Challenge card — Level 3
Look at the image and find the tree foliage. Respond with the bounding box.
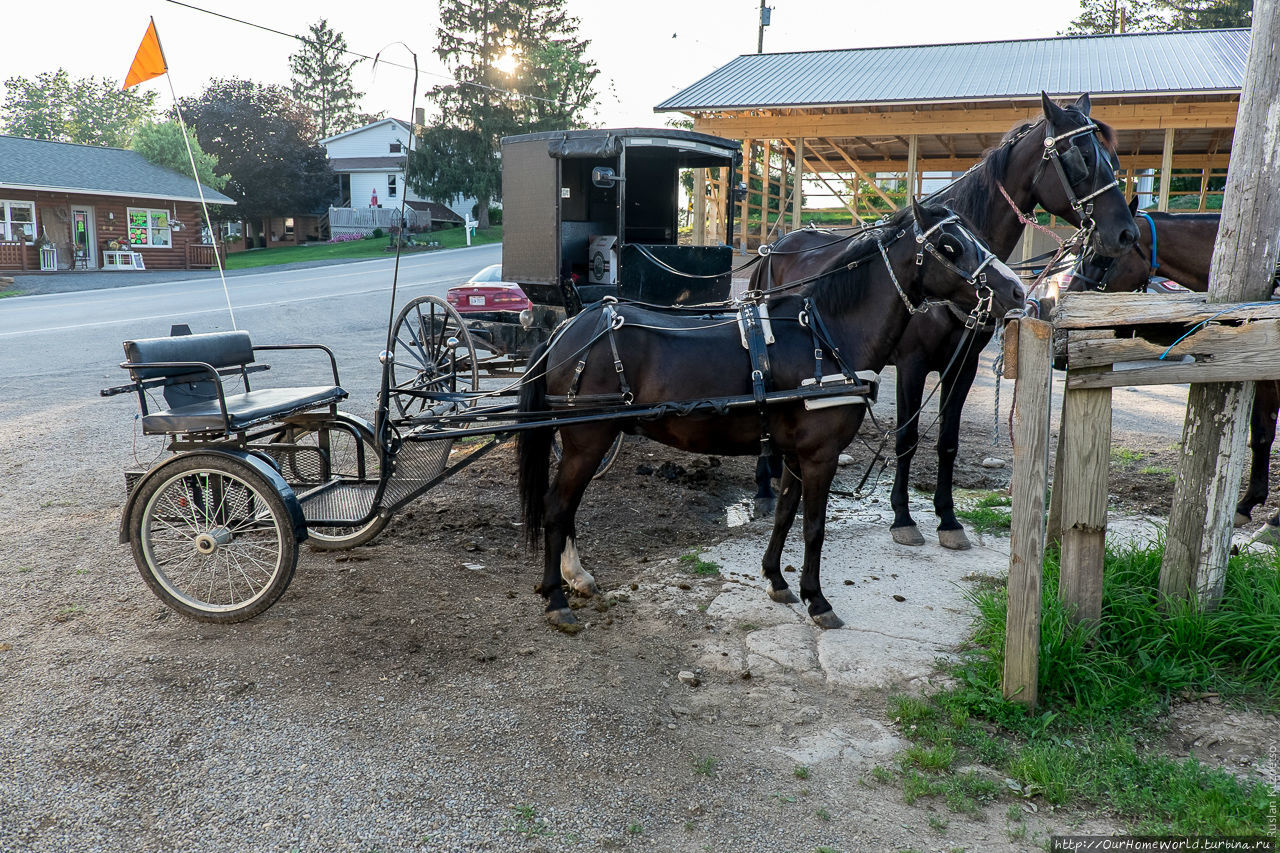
[288,18,364,139]
[406,0,599,227]
[131,121,228,190]
[1063,0,1252,32]
[1158,0,1252,27]
[1,68,157,147]
[175,79,334,226]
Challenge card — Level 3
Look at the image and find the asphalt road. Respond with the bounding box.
[1,243,502,411]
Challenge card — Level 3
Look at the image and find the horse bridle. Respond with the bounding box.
[1034,119,1121,231]
[878,214,1000,322]
[1071,210,1158,293]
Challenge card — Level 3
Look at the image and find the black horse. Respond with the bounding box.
[1068,200,1280,528]
[518,201,1024,631]
[750,93,1138,550]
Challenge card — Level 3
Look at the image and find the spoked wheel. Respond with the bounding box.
[552,432,625,480]
[270,416,390,551]
[129,453,298,623]
[388,295,479,419]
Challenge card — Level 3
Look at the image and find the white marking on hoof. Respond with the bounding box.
[891,525,926,546]
[811,611,845,630]
[559,538,598,597]
[767,587,800,604]
[938,528,972,551]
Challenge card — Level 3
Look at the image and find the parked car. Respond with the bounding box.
[445,264,537,357]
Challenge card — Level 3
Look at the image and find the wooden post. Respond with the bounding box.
[1157,128,1175,212]
[1160,0,1280,606]
[1004,317,1054,707]
[1046,422,1065,547]
[760,139,771,246]
[791,139,804,231]
[693,168,707,245]
[739,139,753,253]
[1057,380,1112,627]
[906,134,919,202]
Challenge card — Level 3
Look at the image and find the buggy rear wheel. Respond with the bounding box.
[129,453,298,623]
[388,295,480,419]
[269,416,390,551]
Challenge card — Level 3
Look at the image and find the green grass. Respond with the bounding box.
[793,764,811,780]
[693,755,718,777]
[1110,446,1146,466]
[883,542,1280,837]
[955,492,1012,533]
[680,551,721,576]
[0,290,20,299]
[222,226,503,270]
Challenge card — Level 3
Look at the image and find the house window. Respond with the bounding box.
[0,200,35,243]
[221,221,243,240]
[127,207,171,248]
[387,175,397,197]
[389,142,402,154]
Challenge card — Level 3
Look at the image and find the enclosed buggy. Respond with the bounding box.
[485,127,741,352]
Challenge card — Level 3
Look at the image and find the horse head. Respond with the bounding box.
[1012,93,1138,257]
[910,200,1025,319]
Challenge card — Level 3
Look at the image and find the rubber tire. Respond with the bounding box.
[273,417,390,551]
[129,453,298,623]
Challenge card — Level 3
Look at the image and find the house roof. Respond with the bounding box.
[655,28,1249,112]
[329,156,408,172]
[406,200,464,222]
[319,118,413,146]
[0,135,235,204]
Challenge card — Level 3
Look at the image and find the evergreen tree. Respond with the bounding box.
[1157,0,1252,27]
[1,69,156,147]
[406,0,599,228]
[288,19,363,139]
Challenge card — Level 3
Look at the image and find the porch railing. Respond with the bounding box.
[328,206,429,233]
[0,240,30,270]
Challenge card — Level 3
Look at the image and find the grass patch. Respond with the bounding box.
[505,804,550,840]
[794,764,811,780]
[223,226,503,270]
[955,492,1012,533]
[680,550,720,577]
[1110,446,1146,466]
[693,754,718,777]
[0,289,21,299]
[885,541,1280,836]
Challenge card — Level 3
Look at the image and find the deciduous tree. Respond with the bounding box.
[130,121,228,190]
[1,68,156,147]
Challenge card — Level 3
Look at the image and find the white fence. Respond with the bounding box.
[328,205,430,236]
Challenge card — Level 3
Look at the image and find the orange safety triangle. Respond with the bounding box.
[123,19,167,90]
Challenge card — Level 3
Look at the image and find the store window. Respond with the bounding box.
[0,200,36,242]
[127,207,172,248]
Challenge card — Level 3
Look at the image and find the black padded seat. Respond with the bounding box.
[140,385,347,434]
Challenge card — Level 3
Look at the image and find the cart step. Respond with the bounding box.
[297,481,379,524]
[379,436,455,508]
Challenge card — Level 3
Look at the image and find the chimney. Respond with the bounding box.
[414,107,425,130]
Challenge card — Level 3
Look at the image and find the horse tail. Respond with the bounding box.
[518,342,553,548]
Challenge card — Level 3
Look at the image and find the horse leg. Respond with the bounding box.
[536,431,613,631]
[1236,381,1278,526]
[797,452,843,629]
[760,459,802,604]
[890,358,928,546]
[934,345,983,551]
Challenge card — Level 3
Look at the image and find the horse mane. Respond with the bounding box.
[803,203,949,316]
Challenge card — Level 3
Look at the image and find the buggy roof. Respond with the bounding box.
[502,127,739,163]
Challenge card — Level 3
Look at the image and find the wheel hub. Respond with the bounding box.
[194,527,234,555]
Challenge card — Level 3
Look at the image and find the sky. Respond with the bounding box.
[2,0,1089,131]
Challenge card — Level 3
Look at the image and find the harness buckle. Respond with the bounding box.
[751,369,764,382]
[614,360,625,374]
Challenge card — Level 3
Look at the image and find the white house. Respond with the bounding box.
[320,118,477,234]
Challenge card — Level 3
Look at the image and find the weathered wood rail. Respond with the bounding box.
[1000,291,1280,706]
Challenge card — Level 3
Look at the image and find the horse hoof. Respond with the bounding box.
[938,528,972,551]
[546,608,582,634]
[811,611,845,630]
[767,587,800,604]
[569,580,598,598]
[1235,512,1252,528]
[891,525,926,546]
[754,497,776,517]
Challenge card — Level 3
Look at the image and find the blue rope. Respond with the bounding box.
[1138,211,1160,277]
[1158,301,1275,360]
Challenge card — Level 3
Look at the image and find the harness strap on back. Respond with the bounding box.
[739,302,774,456]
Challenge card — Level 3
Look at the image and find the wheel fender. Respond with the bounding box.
[119,449,308,545]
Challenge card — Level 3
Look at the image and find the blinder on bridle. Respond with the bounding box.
[1036,118,1120,229]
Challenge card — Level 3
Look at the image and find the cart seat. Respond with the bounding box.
[141,386,347,434]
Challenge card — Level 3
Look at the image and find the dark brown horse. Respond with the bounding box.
[1068,201,1280,528]
[750,93,1138,550]
[518,202,1024,631]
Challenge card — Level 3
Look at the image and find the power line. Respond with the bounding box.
[162,0,565,105]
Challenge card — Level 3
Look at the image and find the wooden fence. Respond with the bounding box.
[328,206,429,234]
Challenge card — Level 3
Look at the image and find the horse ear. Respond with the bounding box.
[1129,195,1140,215]
[1040,91,1064,125]
[1072,93,1092,116]
[911,197,929,230]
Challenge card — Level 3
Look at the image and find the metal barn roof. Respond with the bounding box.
[656,29,1249,112]
[0,135,235,204]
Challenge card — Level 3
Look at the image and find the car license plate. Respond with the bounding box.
[468,295,486,306]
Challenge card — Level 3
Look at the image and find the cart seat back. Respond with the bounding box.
[124,331,254,381]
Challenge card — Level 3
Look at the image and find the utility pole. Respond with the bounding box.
[757,0,770,53]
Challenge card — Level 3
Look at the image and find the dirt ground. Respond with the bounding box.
[1,360,1276,852]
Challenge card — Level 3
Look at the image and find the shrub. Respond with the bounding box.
[372,227,384,239]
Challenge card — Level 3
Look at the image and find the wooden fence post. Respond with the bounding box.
[1057,379,1112,627]
[1160,0,1280,606]
[1003,317,1053,706]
